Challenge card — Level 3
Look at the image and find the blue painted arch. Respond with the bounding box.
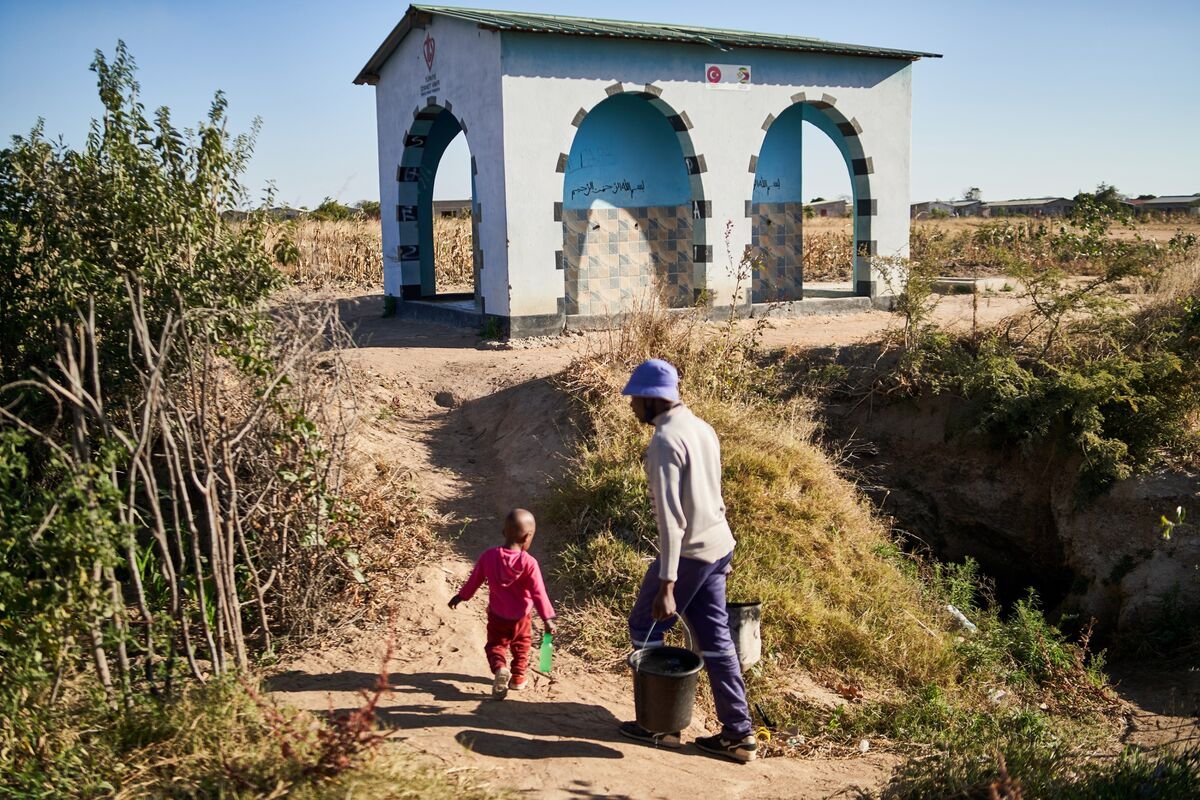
[396,103,478,300]
[563,93,691,210]
[752,99,874,295]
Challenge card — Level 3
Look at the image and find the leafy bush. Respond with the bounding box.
[882,205,1200,492]
[0,42,280,396]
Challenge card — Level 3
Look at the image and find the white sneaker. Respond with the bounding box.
[492,668,511,699]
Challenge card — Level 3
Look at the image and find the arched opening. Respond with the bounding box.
[751,103,871,302]
[396,104,478,306]
[562,93,703,317]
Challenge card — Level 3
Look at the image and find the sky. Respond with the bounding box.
[2,0,1198,208]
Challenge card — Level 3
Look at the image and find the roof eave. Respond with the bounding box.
[354,6,432,86]
[353,5,940,85]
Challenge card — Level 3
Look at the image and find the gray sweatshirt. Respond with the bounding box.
[645,405,736,581]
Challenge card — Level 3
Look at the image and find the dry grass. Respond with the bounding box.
[270,219,383,289]
[549,301,962,710]
[802,230,855,282]
[1,676,506,799]
[269,218,475,292]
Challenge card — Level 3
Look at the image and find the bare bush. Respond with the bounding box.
[1,286,356,702]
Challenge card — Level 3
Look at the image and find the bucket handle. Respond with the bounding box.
[632,614,671,675]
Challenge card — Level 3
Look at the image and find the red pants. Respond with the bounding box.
[486,610,532,678]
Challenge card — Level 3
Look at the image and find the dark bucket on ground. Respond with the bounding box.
[627,646,704,733]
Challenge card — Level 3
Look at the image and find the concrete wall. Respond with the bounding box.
[499,33,914,318]
[373,16,507,312]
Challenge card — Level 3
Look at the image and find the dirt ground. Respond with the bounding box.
[270,292,1198,799]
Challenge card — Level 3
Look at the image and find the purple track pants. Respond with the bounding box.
[628,551,753,739]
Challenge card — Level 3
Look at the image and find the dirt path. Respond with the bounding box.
[271,295,905,799]
[270,293,1196,798]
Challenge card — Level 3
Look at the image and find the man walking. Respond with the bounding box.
[617,358,757,763]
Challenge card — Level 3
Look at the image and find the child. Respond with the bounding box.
[449,508,557,698]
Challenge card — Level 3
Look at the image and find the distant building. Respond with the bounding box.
[432,199,472,218]
[983,197,1074,218]
[805,199,848,218]
[911,199,982,218]
[1131,194,1200,217]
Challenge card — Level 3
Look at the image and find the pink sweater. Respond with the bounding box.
[457,546,556,622]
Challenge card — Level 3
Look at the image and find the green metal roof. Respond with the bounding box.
[354,4,940,85]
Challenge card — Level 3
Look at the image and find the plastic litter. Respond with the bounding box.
[946,604,979,634]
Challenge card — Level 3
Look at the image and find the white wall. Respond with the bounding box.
[498,34,915,314]
[373,16,507,311]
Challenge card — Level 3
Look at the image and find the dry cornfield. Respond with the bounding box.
[801,230,855,282]
[270,215,1200,292]
[268,218,474,291]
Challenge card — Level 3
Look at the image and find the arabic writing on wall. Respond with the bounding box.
[570,179,647,201]
[754,177,783,197]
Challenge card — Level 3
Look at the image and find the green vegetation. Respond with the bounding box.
[0,44,437,797]
[888,198,1200,493]
[1,676,503,799]
[546,298,1147,794]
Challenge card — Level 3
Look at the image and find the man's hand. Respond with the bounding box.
[652,581,677,621]
[448,594,462,609]
[544,618,558,636]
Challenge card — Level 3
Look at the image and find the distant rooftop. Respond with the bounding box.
[1136,194,1200,205]
[984,197,1071,207]
[355,4,941,85]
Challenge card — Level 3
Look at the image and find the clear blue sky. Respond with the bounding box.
[3,0,1198,207]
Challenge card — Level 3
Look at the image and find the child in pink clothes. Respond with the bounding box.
[449,508,557,698]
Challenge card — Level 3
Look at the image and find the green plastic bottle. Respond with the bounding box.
[539,632,553,673]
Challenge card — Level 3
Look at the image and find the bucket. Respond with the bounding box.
[627,646,704,733]
[727,601,763,671]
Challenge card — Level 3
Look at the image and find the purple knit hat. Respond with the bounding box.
[621,359,680,402]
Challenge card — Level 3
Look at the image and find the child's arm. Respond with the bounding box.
[526,558,557,634]
[450,552,487,608]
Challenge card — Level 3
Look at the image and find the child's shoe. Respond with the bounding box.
[508,675,527,691]
[492,667,511,699]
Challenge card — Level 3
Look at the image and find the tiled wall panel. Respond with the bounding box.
[563,206,694,316]
[750,202,804,302]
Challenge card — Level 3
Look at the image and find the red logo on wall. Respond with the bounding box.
[423,33,436,71]
[706,65,722,83]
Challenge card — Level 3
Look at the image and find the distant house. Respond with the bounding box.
[1131,194,1200,217]
[983,197,1074,218]
[805,199,848,218]
[911,199,982,218]
[432,199,472,218]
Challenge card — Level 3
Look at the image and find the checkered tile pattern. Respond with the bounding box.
[750,202,805,302]
[563,206,694,316]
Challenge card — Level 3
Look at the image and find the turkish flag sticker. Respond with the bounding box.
[706,65,722,83]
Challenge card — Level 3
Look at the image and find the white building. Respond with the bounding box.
[355,5,940,336]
